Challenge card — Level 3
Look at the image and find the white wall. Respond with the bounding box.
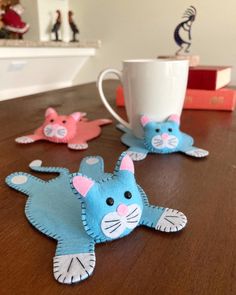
[71,0,236,86]
[21,0,39,41]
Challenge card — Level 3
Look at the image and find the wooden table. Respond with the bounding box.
[0,81,235,295]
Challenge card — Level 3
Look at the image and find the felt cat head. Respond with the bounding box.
[42,107,86,143]
[71,153,143,241]
[140,114,184,153]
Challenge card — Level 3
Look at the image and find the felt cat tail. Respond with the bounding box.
[29,160,69,175]
[93,118,112,126]
[6,172,45,196]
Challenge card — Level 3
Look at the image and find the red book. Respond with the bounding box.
[187,66,232,90]
[116,86,236,111]
[116,85,125,106]
[184,88,236,111]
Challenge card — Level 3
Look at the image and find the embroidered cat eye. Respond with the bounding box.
[168,128,173,132]
[124,191,132,199]
[62,120,67,124]
[106,197,114,206]
[155,128,160,132]
[50,119,54,123]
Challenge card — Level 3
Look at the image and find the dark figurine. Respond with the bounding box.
[51,9,61,41]
[174,6,197,55]
[68,10,79,42]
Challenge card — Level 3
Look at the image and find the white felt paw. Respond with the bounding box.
[29,160,42,168]
[53,253,96,284]
[68,143,88,150]
[126,151,147,161]
[15,136,34,144]
[185,148,209,158]
[86,157,99,165]
[11,175,28,185]
[155,208,187,232]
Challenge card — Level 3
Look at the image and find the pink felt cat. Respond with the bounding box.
[15,108,112,150]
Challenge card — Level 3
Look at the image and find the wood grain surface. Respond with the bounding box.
[0,81,235,295]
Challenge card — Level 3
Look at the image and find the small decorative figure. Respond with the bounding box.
[51,9,61,41]
[174,5,197,55]
[68,10,79,42]
[2,0,29,39]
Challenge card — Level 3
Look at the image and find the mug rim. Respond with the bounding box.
[123,58,189,63]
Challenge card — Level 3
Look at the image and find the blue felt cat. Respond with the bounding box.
[6,153,187,284]
[119,114,209,161]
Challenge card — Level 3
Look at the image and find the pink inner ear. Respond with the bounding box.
[168,114,180,125]
[119,154,134,174]
[72,175,94,197]
[70,112,84,122]
[45,108,57,118]
[141,115,151,127]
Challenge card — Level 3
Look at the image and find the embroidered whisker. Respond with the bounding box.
[104,221,121,230]
[109,223,122,234]
[126,207,137,217]
[127,213,140,220]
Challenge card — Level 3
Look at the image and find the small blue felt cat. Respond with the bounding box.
[119,114,209,161]
[6,153,187,284]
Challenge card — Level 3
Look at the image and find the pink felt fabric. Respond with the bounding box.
[119,154,134,174]
[168,114,180,125]
[141,115,151,127]
[72,175,94,197]
[15,108,112,150]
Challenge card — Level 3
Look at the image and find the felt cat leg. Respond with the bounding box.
[54,236,96,284]
[179,133,209,158]
[121,133,149,161]
[116,123,132,134]
[6,172,46,195]
[79,156,112,181]
[181,146,209,158]
[67,140,89,150]
[138,187,187,232]
[15,133,44,144]
[67,119,112,150]
[141,205,187,232]
[126,147,149,161]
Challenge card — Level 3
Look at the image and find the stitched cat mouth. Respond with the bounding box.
[151,135,179,149]
[44,124,68,139]
[101,204,142,239]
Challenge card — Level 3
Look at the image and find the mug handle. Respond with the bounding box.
[97,68,131,128]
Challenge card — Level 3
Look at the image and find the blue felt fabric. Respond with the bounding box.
[5,153,187,283]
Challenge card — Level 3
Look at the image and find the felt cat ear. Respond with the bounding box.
[45,107,58,118]
[117,153,134,174]
[70,112,87,122]
[140,115,152,127]
[167,114,180,126]
[72,175,95,197]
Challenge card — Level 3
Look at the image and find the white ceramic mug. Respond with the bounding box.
[97,59,189,138]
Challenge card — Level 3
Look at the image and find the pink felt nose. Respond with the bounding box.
[49,124,60,132]
[162,133,169,140]
[117,204,129,216]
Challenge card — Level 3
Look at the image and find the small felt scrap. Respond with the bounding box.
[15,107,112,150]
[118,114,209,161]
[6,153,187,284]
